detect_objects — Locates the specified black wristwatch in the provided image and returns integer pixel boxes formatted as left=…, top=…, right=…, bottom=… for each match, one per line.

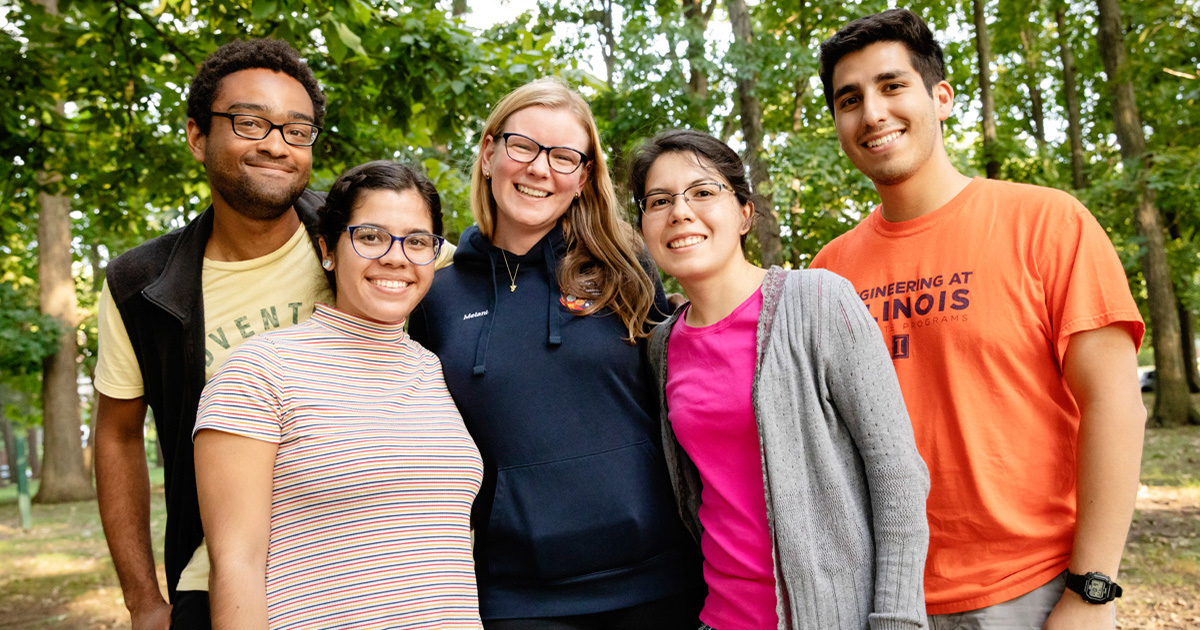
left=1065, top=570, right=1123, bottom=604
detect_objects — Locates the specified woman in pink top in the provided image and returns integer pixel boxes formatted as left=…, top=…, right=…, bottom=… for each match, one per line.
left=630, top=130, right=930, bottom=630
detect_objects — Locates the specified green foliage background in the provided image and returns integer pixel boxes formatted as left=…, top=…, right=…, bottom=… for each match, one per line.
left=1, top=0, right=1198, bottom=414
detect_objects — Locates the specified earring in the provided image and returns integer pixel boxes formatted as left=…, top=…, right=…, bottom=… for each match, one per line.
left=483, top=171, right=491, bottom=180
left=322, top=259, right=334, bottom=270
left=574, top=191, right=581, bottom=199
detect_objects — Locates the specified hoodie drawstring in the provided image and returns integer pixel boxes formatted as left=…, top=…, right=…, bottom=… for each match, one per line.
left=545, top=243, right=563, bottom=347
left=471, top=252, right=500, bottom=376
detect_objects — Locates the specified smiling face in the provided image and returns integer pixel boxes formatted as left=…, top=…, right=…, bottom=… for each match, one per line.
left=639, top=152, right=753, bottom=288
left=321, top=188, right=436, bottom=324
left=480, top=105, right=590, bottom=251
left=831, top=41, right=953, bottom=188
left=187, top=68, right=315, bottom=221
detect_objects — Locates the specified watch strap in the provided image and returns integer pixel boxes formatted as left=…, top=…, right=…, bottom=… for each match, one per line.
left=1065, top=570, right=1122, bottom=604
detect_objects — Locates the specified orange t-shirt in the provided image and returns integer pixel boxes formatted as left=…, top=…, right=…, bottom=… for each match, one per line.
left=810, top=178, right=1143, bottom=614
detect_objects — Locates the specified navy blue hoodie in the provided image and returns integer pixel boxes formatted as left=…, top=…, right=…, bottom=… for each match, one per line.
left=408, top=223, right=701, bottom=619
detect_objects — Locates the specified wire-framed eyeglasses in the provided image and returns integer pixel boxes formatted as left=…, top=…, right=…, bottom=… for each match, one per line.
left=346, top=226, right=445, bottom=265
left=496, top=132, right=590, bottom=174
left=638, top=182, right=729, bottom=215
left=210, top=112, right=322, bottom=147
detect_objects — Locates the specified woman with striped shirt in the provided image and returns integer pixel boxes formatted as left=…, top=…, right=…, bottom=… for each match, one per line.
left=194, top=161, right=483, bottom=629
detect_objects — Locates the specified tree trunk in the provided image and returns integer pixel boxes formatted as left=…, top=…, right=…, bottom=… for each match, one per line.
left=599, top=0, right=616, bottom=88
left=32, top=0, right=93, bottom=503
left=1056, top=4, right=1086, bottom=189
left=792, top=77, right=807, bottom=133
left=726, top=0, right=781, bottom=267
left=1096, top=0, right=1198, bottom=426
left=1019, top=27, right=1046, bottom=148
left=790, top=4, right=809, bottom=133
left=1165, top=221, right=1200, bottom=394
left=1179, top=306, right=1200, bottom=393
left=27, top=426, right=41, bottom=479
left=683, top=0, right=716, bottom=123
left=719, top=100, right=740, bottom=144
left=0, top=392, right=15, bottom=487
left=34, top=181, right=96, bottom=502
left=972, top=0, right=1000, bottom=178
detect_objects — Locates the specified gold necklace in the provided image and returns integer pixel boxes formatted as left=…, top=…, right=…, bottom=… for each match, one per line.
left=502, top=252, right=520, bottom=292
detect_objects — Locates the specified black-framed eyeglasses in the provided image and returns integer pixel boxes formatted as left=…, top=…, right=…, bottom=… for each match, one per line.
left=346, top=226, right=445, bottom=265
left=496, top=132, right=590, bottom=174
left=210, top=112, right=322, bottom=147
left=638, top=182, right=729, bottom=214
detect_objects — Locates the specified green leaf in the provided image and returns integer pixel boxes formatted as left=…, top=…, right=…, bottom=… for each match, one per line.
left=335, top=21, right=368, bottom=58
left=327, top=27, right=348, bottom=63
left=251, top=0, right=277, bottom=20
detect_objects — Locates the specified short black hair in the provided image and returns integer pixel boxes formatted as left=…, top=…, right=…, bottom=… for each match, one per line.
left=627, top=129, right=754, bottom=243
left=187, top=38, right=326, bottom=135
left=818, top=9, right=946, bottom=116
left=318, top=161, right=443, bottom=295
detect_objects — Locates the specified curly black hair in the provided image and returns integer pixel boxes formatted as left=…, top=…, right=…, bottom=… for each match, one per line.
left=818, top=9, right=946, bottom=117
left=186, top=38, right=327, bottom=135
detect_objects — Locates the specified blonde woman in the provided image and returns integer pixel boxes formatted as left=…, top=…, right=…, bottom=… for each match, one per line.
left=408, top=79, right=702, bottom=629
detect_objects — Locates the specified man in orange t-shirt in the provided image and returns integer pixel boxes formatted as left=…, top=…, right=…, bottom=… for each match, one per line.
left=810, top=9, right=1146, bottom=630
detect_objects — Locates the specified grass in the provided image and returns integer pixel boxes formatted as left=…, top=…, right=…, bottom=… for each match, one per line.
left=1138, top=424, right=1200, bottom=488
left=0, top=467, right=166, bottom=630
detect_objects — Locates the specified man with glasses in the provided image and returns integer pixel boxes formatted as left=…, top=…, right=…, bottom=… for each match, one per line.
left=94, top=38, right=330, bottom=630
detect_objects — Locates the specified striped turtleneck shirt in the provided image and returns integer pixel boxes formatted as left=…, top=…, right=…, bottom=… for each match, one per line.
left=196, top=303, right=483, bottom=629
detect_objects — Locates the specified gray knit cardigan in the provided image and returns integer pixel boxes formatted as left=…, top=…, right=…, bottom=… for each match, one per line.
left=648, top=267, right=930, bottom=630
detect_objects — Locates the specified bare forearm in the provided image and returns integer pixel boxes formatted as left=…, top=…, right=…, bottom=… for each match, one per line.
left=1043, top=401, right=1142, bottom=629
left=1063, top=326, right=1146, bottom=577
left=196, top=430, right=276, bottom=630
left=1070, top=401, right=1145, bottom=576
left=95, top=396, right=165, bottom=614
left=209, top=562, right=268, bottom=630
left=1044, top=326, right=1145, bottom=629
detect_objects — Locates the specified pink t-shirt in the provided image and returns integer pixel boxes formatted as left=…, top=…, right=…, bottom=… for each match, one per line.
left=666, top=287, right=776, bottom=630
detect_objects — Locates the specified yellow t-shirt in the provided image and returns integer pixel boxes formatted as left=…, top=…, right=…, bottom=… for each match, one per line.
left=95, top=224, right=333, bottom=590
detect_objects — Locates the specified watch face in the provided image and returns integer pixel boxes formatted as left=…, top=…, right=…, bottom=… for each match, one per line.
left=1084, top=577, right=1109, bottom=600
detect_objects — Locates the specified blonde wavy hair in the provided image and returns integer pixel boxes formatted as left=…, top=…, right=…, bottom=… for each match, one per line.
left=470, top=77, right=658, bottom=341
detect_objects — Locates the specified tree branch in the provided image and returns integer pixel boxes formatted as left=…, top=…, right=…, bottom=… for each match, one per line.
left=114, top=0, right=197, bottom=68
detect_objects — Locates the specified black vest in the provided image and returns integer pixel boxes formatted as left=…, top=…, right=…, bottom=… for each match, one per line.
left=105, top=190, right=325, bottom=599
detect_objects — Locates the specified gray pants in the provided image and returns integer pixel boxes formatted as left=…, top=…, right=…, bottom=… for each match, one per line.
left=928, top=573, right=1070, bottom=630
left=701, top=573, right=1079, bottom=630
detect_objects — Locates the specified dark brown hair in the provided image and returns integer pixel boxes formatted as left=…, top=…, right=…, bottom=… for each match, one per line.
left=818, top=9, right=946, bottom=116
left=628, top=129, right=753, bottom=244
left=318, top=161, right=442, bottom=295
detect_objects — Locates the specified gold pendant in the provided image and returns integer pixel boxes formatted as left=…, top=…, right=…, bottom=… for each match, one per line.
left=510, top=283, right=516, bottom=292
